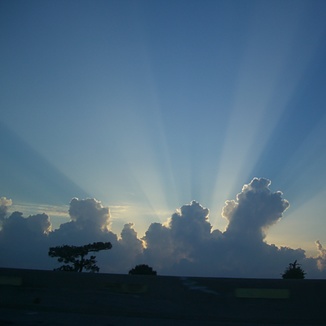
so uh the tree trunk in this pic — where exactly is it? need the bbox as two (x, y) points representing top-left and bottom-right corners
(78, 255), (84, 272)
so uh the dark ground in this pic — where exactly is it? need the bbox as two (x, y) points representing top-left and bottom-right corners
(1, 268), (325, 325)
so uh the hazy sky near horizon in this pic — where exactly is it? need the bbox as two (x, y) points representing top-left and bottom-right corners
(1, 0), (326, 260)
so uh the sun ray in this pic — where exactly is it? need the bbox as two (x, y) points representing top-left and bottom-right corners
(210, 2), (326, 230)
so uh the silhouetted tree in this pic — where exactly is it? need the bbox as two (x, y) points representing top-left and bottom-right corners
(49, 242), (112, 272)
(129, 264), (157, 275)
(282, 260), (306, 279)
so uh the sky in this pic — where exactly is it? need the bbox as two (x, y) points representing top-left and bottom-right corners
(1, 0), (326, 277)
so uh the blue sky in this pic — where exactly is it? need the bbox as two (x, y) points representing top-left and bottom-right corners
(1, 0), (326, 259)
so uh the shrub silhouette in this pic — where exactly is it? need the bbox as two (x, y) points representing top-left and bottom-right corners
(282, 260), (306, 279)
(49, 242), (112, 272)
(129, 264), (157, 275)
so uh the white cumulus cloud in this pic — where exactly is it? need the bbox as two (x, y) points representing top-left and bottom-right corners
(223, 178), (290, 241)
(0, 197), (12, 221)
(315, 240), (326, 271)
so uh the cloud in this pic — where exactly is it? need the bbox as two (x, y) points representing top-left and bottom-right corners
(120, 223), (143, 255)
(168, 201), (212, 241)
(113, 223), (144, 272)
(223, 178), (290, 241)
(49, 198), (141, 273)
(0, 178), (325, 278)
(0, 210), (51, 269)
(1, 211), (51, 236)
(68, 198), (110, 231)
(0, 197), (12, 221)
(50, 198), (116, 247)
(315, 240), (326, 271)
(142, 222), (175, 271)
(142, 201), (218, 274)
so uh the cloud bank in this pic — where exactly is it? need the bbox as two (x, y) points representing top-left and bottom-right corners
(1, 179), (325, 278)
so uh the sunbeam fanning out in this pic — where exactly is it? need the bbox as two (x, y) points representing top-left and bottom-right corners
(212, 1), (326, 221)
(0, 122), (90, 205)
(1, 1), (326, 276)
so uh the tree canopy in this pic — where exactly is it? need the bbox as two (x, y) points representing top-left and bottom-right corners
(128, 264), (157, 275)
(282, 260), (306, 279)
(49, 241), (112, 272)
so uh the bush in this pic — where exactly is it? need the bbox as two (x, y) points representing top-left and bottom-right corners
(129, 264), (157, 275)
